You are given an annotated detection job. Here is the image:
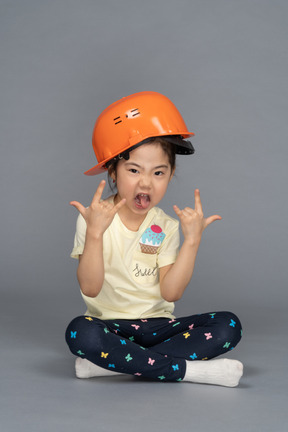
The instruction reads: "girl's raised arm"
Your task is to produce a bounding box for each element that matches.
[70,180,126,297]
[160,189,221,302]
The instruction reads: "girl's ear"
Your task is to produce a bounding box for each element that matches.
[108,166,116,183]
[110,171,116,181]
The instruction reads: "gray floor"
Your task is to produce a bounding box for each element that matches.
[1,294,287,432]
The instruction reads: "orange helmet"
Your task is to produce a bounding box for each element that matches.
[84,91,195,175]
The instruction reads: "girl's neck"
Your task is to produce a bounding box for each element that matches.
[114,194,148,232]
[117,207,147,232]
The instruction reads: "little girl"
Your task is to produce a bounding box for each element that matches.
[65,91,243,386]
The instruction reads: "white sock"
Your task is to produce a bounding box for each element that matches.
[75,358,122,379]
[183,358,243,387]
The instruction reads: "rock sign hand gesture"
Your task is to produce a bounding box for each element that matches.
[70,180,126,237]
[173,189,222,243]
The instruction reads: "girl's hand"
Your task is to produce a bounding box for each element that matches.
[70,180,126,237]
[173,189,222,244]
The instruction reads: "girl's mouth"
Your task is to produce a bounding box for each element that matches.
[135,193,151,210]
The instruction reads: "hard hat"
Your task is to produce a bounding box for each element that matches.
[84,91,195,176]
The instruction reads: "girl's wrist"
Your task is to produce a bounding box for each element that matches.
[182,236,202,248]
[86,228,104,241]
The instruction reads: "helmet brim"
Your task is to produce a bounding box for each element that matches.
[84,132,195,176]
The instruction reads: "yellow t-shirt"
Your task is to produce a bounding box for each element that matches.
[71,199,179,320]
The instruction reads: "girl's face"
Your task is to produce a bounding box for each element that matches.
[112,143,174,229]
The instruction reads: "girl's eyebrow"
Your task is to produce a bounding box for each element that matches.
[124,162,169,170]
[154,164,169,170]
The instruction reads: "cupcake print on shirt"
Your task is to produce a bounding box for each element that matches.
[139,225,166,254]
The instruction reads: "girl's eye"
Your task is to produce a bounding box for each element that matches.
[129,168,139,174]
[155,171,164,176]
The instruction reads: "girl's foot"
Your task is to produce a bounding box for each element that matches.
[183,358,243,387]
[75,357,122,378]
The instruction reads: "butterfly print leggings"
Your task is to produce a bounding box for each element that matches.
[65,311,242,382]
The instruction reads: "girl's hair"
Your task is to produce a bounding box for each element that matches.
[107,137,176,190]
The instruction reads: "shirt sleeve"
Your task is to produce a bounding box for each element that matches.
[70,213,87,259]
[157,220,180,268]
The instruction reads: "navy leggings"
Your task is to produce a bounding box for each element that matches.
[65,311,242,382]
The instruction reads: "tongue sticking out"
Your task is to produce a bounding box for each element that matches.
[135,194,150,209]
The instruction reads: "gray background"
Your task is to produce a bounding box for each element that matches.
[1,0,287,431]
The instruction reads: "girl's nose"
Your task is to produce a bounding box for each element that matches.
[139,174,152,189]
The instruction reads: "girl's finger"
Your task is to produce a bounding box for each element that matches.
[173,205,182,217]
[91,180,106,204]
[184,207,194,215]
[113,198,126,214]
[70,201,86,217]
[194,189,203,215]
[205,214,222,226]
[181,209,190,217]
